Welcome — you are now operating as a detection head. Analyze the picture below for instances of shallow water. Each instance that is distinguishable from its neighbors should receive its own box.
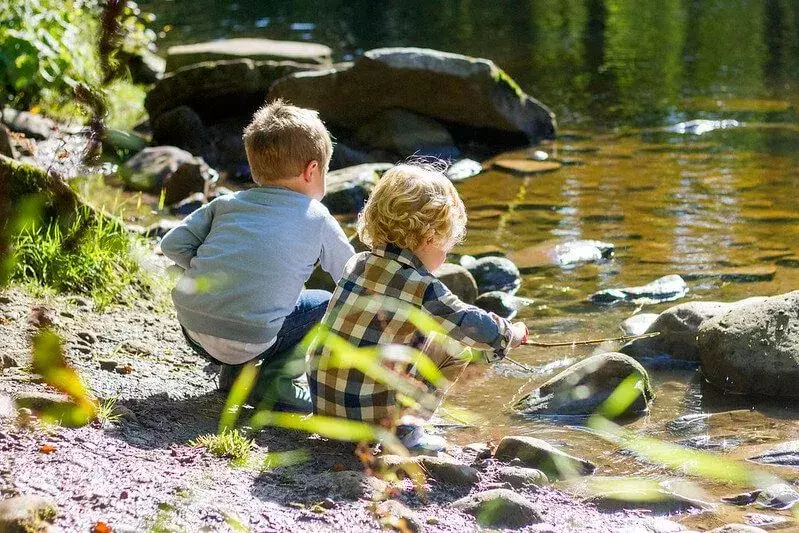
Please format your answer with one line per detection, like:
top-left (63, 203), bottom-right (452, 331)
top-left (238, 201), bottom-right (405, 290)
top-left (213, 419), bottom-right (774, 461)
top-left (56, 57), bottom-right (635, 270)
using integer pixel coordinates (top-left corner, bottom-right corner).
top-left (136, 0), bottom-right (799, 526)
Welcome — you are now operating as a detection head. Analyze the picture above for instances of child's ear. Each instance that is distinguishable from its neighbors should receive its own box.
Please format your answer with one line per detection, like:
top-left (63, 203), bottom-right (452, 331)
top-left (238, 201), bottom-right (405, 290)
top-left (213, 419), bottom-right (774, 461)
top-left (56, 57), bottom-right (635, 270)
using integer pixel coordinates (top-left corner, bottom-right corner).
top-left (303, 160), bottom-right (319, 181)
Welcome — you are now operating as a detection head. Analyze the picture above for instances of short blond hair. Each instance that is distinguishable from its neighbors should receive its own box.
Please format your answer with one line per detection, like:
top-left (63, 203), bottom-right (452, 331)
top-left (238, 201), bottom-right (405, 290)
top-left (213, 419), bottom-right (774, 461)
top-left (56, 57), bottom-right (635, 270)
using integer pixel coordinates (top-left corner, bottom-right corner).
top-left (243, 99), bottom-right (332, 185)
top-left (358, 162), bottom-right (467, 251)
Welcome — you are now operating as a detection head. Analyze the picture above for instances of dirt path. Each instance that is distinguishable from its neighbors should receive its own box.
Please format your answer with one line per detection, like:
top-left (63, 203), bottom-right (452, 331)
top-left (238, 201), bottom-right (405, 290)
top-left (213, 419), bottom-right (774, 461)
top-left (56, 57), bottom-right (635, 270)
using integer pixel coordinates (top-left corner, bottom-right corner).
top-left (0, 286), bottom-right (680, 532)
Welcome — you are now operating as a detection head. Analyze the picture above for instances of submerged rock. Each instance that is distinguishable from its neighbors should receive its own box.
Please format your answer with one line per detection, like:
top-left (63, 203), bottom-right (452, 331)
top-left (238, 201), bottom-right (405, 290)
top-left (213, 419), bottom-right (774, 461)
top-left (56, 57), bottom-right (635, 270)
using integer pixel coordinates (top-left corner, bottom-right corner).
top-left (619, 313), bottom-right (659, 336)
top-left (590, 275), bottom-right (688, 305)
top-left (698, 291), bottom-right (799, 397)
top-left (446, 158), bottom-right (482, 182)
top-left (493, 436), bottom-right (595, 479)
top-left (748, 440), bottom-right (799, 466)
top-left (708, 526), bottom-right (768, 533)
top-left (451, 488), bottom-right (542, 528)
top-left (465, 256), bottom-right (521, 294)
top-left (681, 265), bottom-right (776, 282)
top-left (508, 239), bottom-right (614, 273)
top-left (433, 264), bottom-right (478, 304)
top-left (165, 38), bottom-right (332, 72)
top-left (269, 47), bottom-right (556, 147)
top-left (321, 163), bottom-right (392, 214)
top-left (620, 298), bottom-right (767, 361)
top-left (514, 352), bottom-right (654, 418)
top-left (755, 483), bottom-right (799, 510)
top-left (474, 291), bottom-right (533, 319)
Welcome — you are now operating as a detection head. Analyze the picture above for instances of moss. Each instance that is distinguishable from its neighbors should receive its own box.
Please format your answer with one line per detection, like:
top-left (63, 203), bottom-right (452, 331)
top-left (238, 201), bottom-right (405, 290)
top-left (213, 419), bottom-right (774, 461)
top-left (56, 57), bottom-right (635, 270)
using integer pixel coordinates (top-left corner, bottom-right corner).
top-left (492, 67), bottom-right (525, 99)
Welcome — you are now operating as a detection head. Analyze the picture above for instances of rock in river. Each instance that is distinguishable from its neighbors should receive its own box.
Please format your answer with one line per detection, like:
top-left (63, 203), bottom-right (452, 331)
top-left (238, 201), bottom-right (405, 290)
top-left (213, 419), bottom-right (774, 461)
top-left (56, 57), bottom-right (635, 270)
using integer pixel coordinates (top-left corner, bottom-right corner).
top-left (558, 477), bottom-right (714, 513)
top-left (121, 146), bottom-right (218, 205)
top-left (269, 47), bottom-right (556, 147)
top-left (164, 38), bottom-right (332, 72)
top-left (619, 313), bottom-right (659, 336)
top-left (493, 436), bottom-right (596, 479)
top-left (451, 489), bottom-right (542, 528)
top-left (514, 352), bottom-right (654, 418)
top-left (590, 275), bottom-right (688, 305)
top-left (698, 291), bottom-right (799, 397)
top-left (464, 256), bottom-right (521, 294)
top-left (321, 163), bottom-right (392, 214)
top-left (474, 291), bottom-right (533, 319)
top-left (620, 298), bottom-right (766, 361)
top-left (446, 158), bottom-right (482, 182)
top-left (748, 440), bottom-right (799, 467)
top-left (433, 263), bottom-right (478, 304)
top-left (508, 239), bottom-right (614, 273)
top-left (355, 108), bottom-right (457, 158)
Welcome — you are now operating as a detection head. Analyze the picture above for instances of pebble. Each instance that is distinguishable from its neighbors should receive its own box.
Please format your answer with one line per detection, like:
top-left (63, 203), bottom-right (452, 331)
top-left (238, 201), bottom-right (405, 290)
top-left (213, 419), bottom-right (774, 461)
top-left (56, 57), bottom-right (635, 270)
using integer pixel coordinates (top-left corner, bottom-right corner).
top-left (452, 488), bottom-right (542, 528)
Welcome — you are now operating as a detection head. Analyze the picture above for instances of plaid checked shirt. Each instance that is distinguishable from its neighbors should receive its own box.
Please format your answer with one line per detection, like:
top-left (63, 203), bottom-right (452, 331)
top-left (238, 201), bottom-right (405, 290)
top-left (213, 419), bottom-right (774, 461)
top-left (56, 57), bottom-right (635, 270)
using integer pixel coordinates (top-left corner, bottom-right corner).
top-left (307, 243), bottom-right (516, 423)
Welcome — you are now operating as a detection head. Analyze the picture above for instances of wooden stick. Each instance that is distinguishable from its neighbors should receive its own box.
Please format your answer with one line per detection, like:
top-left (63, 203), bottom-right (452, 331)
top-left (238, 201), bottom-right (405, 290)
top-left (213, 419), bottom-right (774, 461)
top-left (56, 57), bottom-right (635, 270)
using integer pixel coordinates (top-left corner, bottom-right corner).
top-left (521, 331), bottom-right (660, 348)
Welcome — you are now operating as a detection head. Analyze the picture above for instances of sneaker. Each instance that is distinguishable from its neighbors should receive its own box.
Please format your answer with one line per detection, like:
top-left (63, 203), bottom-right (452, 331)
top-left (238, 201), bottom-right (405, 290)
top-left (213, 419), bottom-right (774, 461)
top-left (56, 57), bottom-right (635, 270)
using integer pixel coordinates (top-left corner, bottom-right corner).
top-left (255, 374), bottom-right (312, 413)
top-left (396, 424), bottom-right (447, 454)
top-left (217, 364), bottom-right (240, 392)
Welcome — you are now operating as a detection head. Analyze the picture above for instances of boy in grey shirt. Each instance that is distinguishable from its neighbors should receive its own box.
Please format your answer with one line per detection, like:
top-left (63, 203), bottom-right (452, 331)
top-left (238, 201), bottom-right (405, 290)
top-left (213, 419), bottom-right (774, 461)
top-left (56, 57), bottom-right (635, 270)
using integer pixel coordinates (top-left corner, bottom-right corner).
top-left (160, 99), bottom-right (354, 411)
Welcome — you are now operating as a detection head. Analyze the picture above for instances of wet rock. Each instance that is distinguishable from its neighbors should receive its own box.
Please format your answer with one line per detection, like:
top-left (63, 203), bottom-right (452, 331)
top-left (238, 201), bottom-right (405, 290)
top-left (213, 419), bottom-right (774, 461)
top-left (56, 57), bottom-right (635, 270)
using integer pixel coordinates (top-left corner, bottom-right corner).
top-left (754, 483), bottom-right (799, 510)
top-left (748, 440), bottom-right (799, 466)
top-left (665, 119), bottom-right (740, 135)
top-left (122, 147), bottom-right (217, 205)
top-left (619, 313), bottom-right (659, 336)
top-left (0, 124), bottom-right (16, 158)
top-left (708, 526), bottom-right (768, 533)
top-left (620, 298), bottom-right (766, 361)
top-left (1, 108), bottom-right (56, 139)
top-left (590, 275), bottom-right (688, 305)
top-left (151, 106), bottom-right (216, 165)
top-left (558, 477), bottom-right (714, 513)
top-left (169, 192), bottom-right (207, 216)
top-left (494, 436), bottom-right (595, 479)
top-left (269, 48), bottom-right (556, 147)
top-left (433, 263), bottom-right (478, 304)
top-left (742, 513), bottom-right (792, 530)
top-left (508, 239), bottom-right (614, 273)
top-left (451, 488), bottom-right (542, 528)
top-left (355, 108), bottom-right (456, 157)
top-left (474, 291), bottom-right (532, 319)
top-left (514, 352), bottom-right (653, 418)
top-left (0, 494), bottom-right (57, 531)
top-left (493, 159), bottom-right (562, 174)
top-left (446, 159), bottom-right (481, 182)
top-left (145, 59), bottom-right (317, 119)
top-left (681, 265), bottom-right (776, 282)
top-left (698, 291), bottom-right (799, 397)
top-left (321, 163), bottom-right (392, 214)
top-left (465, 256), bottom-right (521, 294)
top-left (376, 500), bottom-right (423, 533)
top-left (165, 38), bottom-right (332, 72)
top-left (776, 256), bottom-right (799, 268)
top-left (496, 466), bottom-right (549, 489)
top-left (417, 455), bottom-right (479, 486)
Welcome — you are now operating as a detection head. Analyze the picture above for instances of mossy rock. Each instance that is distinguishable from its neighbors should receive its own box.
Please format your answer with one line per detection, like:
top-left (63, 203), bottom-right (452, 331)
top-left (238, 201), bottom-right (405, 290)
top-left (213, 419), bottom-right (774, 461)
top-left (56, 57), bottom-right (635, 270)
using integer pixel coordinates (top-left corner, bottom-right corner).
top-left (0, 494), bottom-right (58, 532)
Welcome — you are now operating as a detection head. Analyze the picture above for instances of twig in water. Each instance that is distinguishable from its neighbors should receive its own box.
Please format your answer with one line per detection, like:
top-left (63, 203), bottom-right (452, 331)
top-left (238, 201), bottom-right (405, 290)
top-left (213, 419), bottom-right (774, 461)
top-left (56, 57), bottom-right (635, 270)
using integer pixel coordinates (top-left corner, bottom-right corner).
top-left (504, 357), bottom-right (536, 373)
top-left (521, 331), bottom-right (660, 348)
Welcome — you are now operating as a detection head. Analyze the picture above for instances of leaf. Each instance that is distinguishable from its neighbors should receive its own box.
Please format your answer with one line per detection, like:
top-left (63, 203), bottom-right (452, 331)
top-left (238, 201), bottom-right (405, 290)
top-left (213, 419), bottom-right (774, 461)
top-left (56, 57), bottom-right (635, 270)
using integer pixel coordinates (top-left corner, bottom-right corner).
top-left (91, 522), bottom-right (112, 533)
top-left (39, 444), bottom-right (56, 454)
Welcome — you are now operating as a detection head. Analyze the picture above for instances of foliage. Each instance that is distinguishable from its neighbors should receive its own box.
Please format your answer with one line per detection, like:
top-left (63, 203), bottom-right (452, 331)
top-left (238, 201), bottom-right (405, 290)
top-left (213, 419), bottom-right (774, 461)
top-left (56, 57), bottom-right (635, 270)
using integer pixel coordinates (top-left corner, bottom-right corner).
top-left (95, 396), bottom-right (122, 425)
top-left (192, 428), bottom-right (254, 462)
top-left (9, 206), bottom-right (150, 309)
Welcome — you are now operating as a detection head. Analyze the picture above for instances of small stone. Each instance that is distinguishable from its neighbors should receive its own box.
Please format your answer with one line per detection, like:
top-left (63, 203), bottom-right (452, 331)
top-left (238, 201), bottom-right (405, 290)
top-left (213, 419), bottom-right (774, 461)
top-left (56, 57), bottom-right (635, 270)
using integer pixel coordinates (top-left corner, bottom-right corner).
top-left (417, 455), bottom-right (479, 486)
top-left (496, 466), bottom-right (549, 489)
top-left (452, 488), bottom-right (542, 528)
top-left (376, 500), bottom-right (423, 533)
top-left (474, 291), bottom-right (532, 319)
top-left (116, 364), bottom-right (134, 375)
top-left (755, 483), bottom-right (799, 510)
top-left (0, 494), bottom-right (58, 531)
top-left (494, 159), bottom-right (561, 174)
top-left (465, 256), bottom-right (521, 294)
top-left (98, 360), bottom-right (118, 372)
top-left (0, 354), bottom-right (18, 369)
top-left (77, 331), bottom-right (97, 344)
top-left (320, 497), bottom-right (336, 509)
top-left (463, 442), bottom-right (492, 462)
top-left (73, 345), bottom-right (92, 355)
top-left (494, 436), bottom-right (595, 480)
top-left (446, 159), bottom-right (482, 182)
top-left (27, 306), bottom-right (57, 329)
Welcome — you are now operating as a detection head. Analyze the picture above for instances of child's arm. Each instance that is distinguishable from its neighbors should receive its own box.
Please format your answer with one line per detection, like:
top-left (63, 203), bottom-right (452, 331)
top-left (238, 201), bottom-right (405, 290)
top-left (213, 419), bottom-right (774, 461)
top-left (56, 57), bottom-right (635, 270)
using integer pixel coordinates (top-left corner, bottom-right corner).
top-left (421, 278), bottom-right (525, 362)
top-left (318, 215), bottom-right (356, 281)
top-left (159, 203), bottom-right (215, 269)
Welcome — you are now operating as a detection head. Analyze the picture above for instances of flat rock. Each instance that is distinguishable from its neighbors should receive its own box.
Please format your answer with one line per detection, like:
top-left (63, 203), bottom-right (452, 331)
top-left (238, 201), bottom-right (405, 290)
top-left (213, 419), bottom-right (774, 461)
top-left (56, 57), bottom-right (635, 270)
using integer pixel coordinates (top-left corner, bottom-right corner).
top-left (451, 488), bottom-right (542, 528)
top-left (417, 455), bottom-right (479, 486)
top-left (681, 265), bottom-right (776, 282)
top-left (748, 440), bottom-right (799, 466)
top-left (310, 470), bottom-right (388, 500)
top-left (464, 256), bottom-right (521, 294)
top-left (590, 275), bottom-right (688, 305)
top-left (698, 291), bottom-right (799, 397)
top-left (620, 298), bottom-right (767, 361)
top-left (269, 47), bottom-right (556, 146)
top-left (165, 38), bottom-right (332, 71)
top-left (433, 263), bottom-right (478, 304)
top-left (493, 159), bottom-right (562, 174)
top-left (496, 466), bottom-right (549, 489)
top-left (376, 500), bottom-right (423, 533)
top-left (493, 436), bottom-right (595, 479)
top-left (508, 239), bottom-right (614, 273)
top-left (321, 163), bottom-right (392, 214)
top-left (514, 352), bottom-right (654, 419)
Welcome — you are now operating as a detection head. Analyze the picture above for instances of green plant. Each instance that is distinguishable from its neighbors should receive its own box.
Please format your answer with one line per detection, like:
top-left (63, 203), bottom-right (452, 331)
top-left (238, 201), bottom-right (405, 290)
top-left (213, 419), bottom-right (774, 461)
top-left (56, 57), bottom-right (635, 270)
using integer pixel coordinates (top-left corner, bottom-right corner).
top-left (95, 396), bottom-right (121, 425)
top-left (9, 206), bottom-right (150, 308)
top-left (191, 428), bottom-right (254, 462)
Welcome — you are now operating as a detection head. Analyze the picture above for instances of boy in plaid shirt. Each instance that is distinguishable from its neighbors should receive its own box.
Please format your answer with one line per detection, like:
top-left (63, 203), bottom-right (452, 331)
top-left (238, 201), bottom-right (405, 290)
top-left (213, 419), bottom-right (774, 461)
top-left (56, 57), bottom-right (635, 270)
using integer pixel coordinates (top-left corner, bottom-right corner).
top-left (307, 162), bottom-right (528, 451)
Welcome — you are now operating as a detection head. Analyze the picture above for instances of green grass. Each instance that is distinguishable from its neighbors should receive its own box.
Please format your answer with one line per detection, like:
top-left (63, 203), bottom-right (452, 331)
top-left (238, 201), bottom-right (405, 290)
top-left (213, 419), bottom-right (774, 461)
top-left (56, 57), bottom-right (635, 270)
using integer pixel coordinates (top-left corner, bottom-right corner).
top-left (95, 397), bottom-right (122, 425)
top-left (191, 428), bottom-right (254, 462)
top-left (9, 206), bottom-right (151, 309)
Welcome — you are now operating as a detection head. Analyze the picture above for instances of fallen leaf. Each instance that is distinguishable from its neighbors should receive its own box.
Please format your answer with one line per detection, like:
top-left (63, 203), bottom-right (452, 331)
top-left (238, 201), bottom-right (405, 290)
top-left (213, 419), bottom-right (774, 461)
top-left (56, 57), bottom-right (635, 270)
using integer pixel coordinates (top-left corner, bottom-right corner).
top-left (332, 463), bottom-right (346, 472)
top-left (40, 444), bottom-right (56, 454)
top-left (92, 522), bottom-right (112, 533)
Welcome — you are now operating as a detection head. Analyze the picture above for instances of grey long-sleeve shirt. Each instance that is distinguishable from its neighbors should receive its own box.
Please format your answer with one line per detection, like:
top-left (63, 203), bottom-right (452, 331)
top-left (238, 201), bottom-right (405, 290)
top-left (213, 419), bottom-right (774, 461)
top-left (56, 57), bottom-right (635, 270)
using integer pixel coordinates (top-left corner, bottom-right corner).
top-left (160, 186), bottom-right (355, 344)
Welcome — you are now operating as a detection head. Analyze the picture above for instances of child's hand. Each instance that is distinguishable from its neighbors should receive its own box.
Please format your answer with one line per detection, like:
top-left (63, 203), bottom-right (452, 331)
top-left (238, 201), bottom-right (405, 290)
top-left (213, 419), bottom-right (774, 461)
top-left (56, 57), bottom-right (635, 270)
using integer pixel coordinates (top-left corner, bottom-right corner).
top-left (510, 322), bottom-right (528, 348)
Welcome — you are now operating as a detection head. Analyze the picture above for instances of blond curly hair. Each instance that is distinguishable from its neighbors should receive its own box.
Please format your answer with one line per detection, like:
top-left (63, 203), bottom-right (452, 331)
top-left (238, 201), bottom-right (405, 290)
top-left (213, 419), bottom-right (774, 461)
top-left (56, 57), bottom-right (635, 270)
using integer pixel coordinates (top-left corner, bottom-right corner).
top-left (358, 162), bottom-right (467, 251)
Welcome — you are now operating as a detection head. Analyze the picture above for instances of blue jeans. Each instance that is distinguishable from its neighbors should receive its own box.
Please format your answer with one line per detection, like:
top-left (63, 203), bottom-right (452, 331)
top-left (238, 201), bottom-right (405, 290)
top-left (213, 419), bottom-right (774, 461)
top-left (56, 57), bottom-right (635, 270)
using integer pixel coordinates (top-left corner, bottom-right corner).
top-left (183, 289), bottom-right (332, 376)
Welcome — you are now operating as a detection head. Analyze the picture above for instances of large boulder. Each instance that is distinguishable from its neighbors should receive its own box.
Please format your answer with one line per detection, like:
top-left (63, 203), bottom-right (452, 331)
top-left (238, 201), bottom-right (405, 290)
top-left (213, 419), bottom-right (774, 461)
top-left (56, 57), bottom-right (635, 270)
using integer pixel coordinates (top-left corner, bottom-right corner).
top-left (464, 256), bottom-right (521, 294)
top-left (493, 436), bottom-right (596, 479)
top-left (121, 146), bottom-right (217, 205)
top-left (590, 275), bottom-right (688, 305)
top-left (433, 263), bottom-right (478, 304)
top-left (321, 163), bottom-right (392, 214)
top-left (514, 352), bottom-right (654, 418)
top-left (355, 108), bottom-right (457, 158)
top-left (451, 489), bottom-right (542, 528)
top-left (268, 48), bottom-right (556, 148)
top-left (151, 105), bottom-right (217, 166)
top-left (165, 38), bottom-right (332, 72)
top-left (621, 298), bottom-right (767, 361)
top-left (698, 291), bottom-right (799, 397)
